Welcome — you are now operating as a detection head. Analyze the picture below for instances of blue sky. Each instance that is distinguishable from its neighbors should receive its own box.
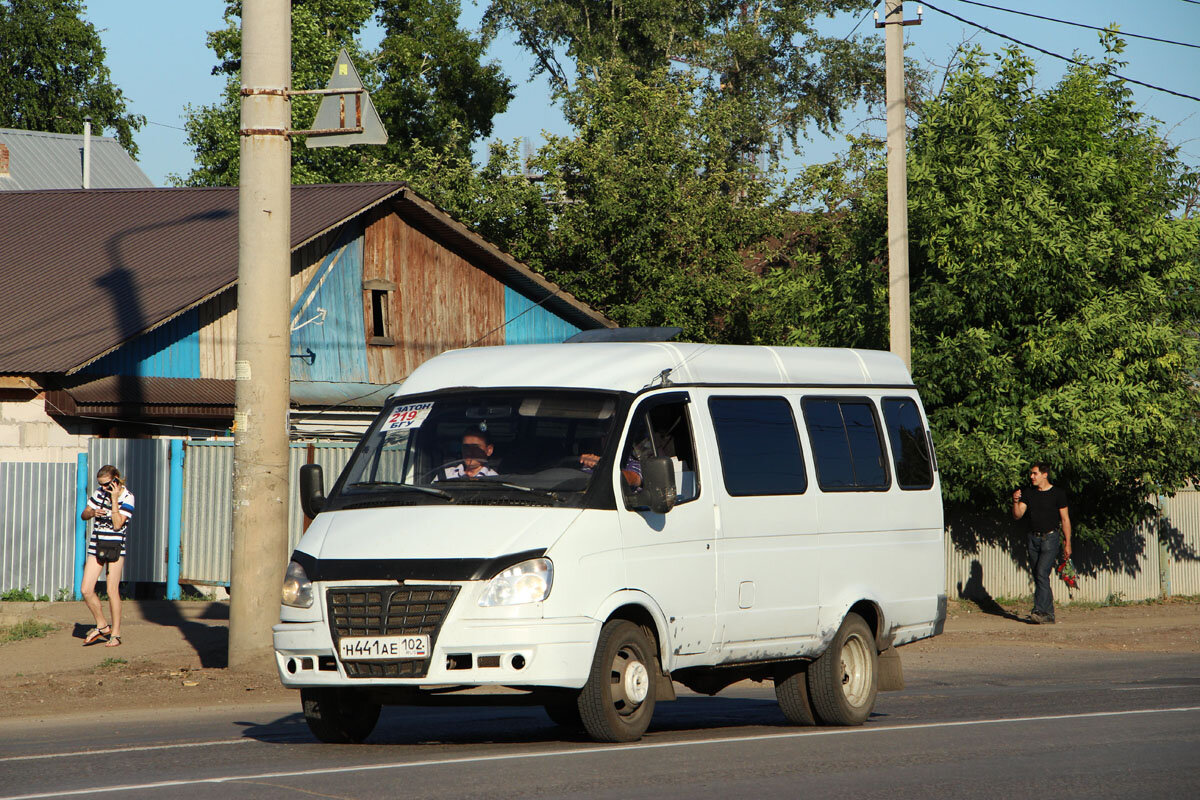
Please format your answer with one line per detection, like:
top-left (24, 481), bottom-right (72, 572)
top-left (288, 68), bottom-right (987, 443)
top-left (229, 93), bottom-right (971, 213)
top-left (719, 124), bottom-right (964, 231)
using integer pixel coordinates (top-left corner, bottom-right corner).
top-left (85, 0), bottom-right (1200, 187)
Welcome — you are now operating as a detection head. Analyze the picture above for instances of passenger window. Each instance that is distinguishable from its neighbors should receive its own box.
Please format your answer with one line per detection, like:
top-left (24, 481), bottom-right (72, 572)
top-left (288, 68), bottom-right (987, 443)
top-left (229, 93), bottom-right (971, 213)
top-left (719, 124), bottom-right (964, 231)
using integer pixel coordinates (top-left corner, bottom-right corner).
top-left (882, 398), bottom-right (934, 490)
top-left (802, 398), bottom-right (890, 491)
top-left (622, 398), bottom-right (700, 509)
top-left (709, 396), bottom-right (806, 496)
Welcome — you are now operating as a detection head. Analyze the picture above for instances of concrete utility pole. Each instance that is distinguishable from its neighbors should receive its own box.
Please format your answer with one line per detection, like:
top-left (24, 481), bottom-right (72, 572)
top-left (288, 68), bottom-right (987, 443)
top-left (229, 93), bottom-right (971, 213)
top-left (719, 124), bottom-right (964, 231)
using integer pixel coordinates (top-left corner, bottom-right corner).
top-left (878, 1), bottom-right (920, 370)
top-left (228, 0), bottom-right (292, 669)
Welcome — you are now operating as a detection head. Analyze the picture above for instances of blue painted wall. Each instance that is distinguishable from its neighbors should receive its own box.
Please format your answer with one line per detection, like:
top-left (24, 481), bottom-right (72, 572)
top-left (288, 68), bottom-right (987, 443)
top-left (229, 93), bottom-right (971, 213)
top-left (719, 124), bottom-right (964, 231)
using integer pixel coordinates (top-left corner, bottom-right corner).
top-left (290, 233), bottom-right (369, 383)
top-left (504, 286), bottom-right (581, 344)
top-left (79, 227), bottom-right (587, 384)
top-left (80, 309), bottom-right (200, 378)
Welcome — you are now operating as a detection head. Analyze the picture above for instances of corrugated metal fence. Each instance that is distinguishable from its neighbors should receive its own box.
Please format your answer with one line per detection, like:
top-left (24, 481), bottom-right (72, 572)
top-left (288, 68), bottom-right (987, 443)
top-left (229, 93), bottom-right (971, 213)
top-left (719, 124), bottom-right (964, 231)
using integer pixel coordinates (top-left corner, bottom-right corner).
top-left (7, 442), bottom-right (1200, 603)
top-left (1160, 490), bottom-right (1200, 599)
top-left (88, 439), bottom-right (172, 583)
top-left (0, 462), bottom-right (77, 598)
top-left (946, 490), bottom-right (1200, 604)
top-left (180, 441), bottom-right (355, 586)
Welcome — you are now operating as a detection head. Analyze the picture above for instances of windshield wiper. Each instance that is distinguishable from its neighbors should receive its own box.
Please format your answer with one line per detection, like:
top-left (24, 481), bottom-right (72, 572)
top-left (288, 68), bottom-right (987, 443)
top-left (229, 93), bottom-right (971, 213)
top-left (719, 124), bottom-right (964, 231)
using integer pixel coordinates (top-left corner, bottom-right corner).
top-left (436, 479), bottom-right (562, 502)
top-left (348, 481), bottom-right (453, 500)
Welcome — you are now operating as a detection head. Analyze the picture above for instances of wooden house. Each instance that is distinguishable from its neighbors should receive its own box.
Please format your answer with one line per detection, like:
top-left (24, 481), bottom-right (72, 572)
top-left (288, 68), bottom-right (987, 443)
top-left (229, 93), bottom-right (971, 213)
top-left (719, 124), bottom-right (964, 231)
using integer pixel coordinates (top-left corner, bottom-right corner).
top-left (0, 182), bottom-right (612, 460)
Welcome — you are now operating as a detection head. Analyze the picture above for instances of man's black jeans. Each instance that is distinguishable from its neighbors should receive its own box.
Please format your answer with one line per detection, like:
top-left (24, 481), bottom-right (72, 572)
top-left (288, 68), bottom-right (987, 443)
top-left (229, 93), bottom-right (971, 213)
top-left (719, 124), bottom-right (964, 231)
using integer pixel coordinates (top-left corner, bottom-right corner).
top-left (1028, 530), bottom-right (1060, 618)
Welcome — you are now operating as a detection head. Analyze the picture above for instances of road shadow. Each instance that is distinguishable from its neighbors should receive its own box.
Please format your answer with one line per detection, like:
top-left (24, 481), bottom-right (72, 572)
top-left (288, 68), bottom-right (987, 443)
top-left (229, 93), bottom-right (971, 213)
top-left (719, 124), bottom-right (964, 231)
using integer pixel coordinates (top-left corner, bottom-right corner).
top-left (956, 559), bottom-right (1029, 623)
top-left (235, 695), bottom-right (887, 746)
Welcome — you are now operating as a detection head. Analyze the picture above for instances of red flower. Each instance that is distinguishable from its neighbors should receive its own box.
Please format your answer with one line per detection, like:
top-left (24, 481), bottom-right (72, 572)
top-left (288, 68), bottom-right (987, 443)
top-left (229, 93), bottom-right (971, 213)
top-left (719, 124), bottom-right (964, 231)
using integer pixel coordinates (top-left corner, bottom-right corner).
top-left (1057, 558), bottom-right (1078, 588)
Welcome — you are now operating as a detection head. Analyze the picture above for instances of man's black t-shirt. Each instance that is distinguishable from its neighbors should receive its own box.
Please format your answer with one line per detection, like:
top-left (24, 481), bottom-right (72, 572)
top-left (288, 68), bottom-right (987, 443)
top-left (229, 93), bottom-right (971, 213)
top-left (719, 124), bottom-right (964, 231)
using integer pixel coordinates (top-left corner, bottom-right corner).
top-left (1022, 485), bottom-right (1068, 533)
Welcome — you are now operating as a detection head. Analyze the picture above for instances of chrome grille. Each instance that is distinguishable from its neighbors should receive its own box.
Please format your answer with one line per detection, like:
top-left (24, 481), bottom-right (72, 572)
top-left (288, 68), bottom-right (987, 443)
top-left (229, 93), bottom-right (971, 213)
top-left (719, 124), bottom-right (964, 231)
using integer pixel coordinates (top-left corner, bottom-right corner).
top-left (327, 585), bottom-right (459, 679)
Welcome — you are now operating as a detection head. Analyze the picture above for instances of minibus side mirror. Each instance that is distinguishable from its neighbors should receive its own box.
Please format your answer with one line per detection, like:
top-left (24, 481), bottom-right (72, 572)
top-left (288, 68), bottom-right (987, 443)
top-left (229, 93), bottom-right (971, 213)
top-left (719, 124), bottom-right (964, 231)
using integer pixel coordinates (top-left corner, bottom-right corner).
top-left (299, 464), bottom-right (326, 518)
top-left (641, 457), bottom-right (677, 515)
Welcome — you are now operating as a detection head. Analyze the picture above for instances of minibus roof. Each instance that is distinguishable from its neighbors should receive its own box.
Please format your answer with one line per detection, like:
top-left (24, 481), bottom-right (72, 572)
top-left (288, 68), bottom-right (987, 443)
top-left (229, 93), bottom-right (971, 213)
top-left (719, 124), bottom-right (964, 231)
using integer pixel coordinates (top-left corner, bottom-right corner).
top-left (394, 343), bottom-right (914, 397)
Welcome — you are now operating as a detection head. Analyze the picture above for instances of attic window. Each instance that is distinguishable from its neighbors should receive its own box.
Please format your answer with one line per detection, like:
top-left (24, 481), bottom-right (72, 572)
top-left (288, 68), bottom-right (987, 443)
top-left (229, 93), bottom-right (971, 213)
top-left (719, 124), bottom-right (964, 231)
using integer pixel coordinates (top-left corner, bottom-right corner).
top-left (364, 279), bottom-right (396, 346)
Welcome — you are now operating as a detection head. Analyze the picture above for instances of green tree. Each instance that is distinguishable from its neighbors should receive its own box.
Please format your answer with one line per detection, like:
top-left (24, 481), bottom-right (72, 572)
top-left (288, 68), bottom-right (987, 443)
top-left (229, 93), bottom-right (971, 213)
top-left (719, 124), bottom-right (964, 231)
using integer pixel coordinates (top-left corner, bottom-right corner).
top-left (483, 0), bottom-right (885, 160)
top-left (503, 66), bottom-right (793, 339)
top-left (909, 44), bottom-right (1200, 543)
top-left (372, 0), bottom-right (514, 159)
top-left (180, 0), bottom-right (512, 186)
top-left (378, 66), bottom-right (792, 340)
top-left (756, 43), bottom-right (1200, 544)
top-left (0, 0), bottom-right (143, 153)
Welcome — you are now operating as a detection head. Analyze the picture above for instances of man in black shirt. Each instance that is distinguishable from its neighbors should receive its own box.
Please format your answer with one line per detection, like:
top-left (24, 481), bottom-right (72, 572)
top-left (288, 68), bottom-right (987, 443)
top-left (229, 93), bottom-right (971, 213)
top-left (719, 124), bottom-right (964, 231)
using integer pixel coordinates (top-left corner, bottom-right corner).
top-left (1012, 462), bottom-right (1072, 623)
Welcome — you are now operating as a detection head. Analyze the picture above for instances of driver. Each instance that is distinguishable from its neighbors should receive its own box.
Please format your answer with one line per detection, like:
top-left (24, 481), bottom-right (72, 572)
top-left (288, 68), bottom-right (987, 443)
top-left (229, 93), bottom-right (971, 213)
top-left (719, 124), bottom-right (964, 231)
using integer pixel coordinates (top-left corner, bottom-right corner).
top-left (438, 428), bottom-right (499, 480)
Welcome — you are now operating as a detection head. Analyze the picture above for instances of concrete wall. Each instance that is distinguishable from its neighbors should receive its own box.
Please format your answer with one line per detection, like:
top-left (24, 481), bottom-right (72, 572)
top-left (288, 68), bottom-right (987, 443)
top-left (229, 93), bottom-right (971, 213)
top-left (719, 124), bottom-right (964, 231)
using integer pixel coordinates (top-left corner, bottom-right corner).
top-left (0, 391), bottom-right (89, 464)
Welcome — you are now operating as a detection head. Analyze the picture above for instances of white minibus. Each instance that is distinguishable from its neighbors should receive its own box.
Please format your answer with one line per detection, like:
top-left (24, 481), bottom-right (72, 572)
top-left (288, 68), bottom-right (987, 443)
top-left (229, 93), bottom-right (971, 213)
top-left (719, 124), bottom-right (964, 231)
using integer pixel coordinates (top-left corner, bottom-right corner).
top-left (274, 341), bottom-right (946, 743)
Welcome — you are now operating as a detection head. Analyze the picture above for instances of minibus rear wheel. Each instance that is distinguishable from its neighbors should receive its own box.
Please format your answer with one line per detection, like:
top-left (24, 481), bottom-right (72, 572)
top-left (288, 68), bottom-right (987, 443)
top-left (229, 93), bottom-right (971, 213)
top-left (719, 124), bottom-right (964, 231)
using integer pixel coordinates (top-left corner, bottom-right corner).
top-left (806, 612), bottom-right (878, 726)
top-left (578, 620), bottom-right (658, 742)
top-left (773, 661), bottom-right (817, 725)
top-left (301, 687), bottom-right (381, 743)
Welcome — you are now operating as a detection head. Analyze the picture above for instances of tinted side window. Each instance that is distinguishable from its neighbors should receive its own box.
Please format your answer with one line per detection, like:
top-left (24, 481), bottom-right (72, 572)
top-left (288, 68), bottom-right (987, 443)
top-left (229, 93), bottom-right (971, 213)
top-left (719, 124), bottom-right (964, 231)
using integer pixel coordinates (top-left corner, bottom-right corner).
top-left (803, 399), bottom-right (855, 489)
top-left (802, 398), bottom-right (890, 491)
top-left (709, 396), bottom-right (807, 496)
top-left (882, 398), bottom-right (934, 490)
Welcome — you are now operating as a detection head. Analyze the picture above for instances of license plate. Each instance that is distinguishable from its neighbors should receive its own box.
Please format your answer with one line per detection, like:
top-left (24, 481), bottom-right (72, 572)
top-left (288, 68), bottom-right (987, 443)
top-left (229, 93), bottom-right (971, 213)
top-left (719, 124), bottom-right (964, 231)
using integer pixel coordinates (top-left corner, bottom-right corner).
top-left (338, 635), bottom-right (430, 660)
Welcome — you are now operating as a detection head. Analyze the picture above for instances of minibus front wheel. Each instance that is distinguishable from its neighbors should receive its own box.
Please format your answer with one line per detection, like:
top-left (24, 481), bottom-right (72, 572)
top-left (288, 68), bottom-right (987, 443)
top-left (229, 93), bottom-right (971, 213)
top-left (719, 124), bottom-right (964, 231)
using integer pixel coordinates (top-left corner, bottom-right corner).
top-left (578, 620), bottom-right (658, 742)
top-left (301, 687), bottom-right (381, 743)
top-left (806, 612), bottom-right (878, 726)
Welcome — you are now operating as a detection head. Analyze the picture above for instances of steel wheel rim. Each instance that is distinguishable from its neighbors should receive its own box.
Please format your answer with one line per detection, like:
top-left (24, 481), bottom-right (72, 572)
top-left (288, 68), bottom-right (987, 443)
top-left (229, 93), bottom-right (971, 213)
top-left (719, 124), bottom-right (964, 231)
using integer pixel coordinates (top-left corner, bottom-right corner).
top-left (610, 644), bottom-right (649, 715)
top-left (839, 632), bottom-right (872, 707)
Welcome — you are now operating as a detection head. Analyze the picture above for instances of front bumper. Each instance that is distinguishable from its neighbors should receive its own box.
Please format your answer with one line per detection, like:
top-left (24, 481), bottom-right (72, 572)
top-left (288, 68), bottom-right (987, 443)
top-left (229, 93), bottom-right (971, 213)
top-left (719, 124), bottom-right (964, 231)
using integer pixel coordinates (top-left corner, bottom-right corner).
top-left (273, 614), bottom-right (600, 690)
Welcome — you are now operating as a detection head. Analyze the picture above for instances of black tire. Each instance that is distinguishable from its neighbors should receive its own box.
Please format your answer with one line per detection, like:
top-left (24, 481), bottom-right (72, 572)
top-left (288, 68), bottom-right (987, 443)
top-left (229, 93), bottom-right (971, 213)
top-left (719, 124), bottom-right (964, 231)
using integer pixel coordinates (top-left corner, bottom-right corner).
top-left (773, 661), bottom-right (817, 726)
top-left (543, 691), bottom-right (584, 729)
top-left (301, 687), bottom-right (381, 743)
top-left (806, 612), bottom-right (878, 726)
top-left (578, 620), bottom-right (658, 742)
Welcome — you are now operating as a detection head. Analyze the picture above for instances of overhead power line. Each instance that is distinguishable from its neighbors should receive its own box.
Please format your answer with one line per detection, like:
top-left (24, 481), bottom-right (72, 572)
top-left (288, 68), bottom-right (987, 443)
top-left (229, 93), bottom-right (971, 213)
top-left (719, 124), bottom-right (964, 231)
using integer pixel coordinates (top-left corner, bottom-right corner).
top-left (843, 1), bottom-right (882, 40)
top-left (949, 0), bottom-right (1200, 50)
top-left (146, 119), bottom-right (187, 132)
top-left (921, 1), bottom-right (1200, 103)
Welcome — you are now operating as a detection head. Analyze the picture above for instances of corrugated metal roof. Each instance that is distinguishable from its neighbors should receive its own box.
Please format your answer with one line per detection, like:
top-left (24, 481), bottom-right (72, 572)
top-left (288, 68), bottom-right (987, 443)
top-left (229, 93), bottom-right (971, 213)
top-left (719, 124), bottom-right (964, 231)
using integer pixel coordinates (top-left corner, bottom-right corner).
top-left (0, 182), bottom-right (612, 376)
top-left (0, 183), bottom-right (402, 373)
top-left (0, 127), bottom-right (154, 190)
top-left (61, 375), bottom-right (235, 405)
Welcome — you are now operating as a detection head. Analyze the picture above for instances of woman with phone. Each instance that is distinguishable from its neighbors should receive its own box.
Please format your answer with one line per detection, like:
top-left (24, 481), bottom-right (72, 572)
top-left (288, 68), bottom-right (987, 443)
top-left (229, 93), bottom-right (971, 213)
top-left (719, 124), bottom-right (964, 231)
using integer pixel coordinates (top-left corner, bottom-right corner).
top-left (80, 464), bottom-right (135, 647)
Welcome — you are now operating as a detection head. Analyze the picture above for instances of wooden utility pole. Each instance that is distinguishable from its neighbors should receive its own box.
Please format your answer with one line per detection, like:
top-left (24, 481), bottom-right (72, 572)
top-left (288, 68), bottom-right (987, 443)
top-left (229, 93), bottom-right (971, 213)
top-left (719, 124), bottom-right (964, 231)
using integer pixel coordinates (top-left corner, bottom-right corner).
top-left (878, 1), bottom-right (920, 370)
top-left (228, 0), bottom-right (292, 669)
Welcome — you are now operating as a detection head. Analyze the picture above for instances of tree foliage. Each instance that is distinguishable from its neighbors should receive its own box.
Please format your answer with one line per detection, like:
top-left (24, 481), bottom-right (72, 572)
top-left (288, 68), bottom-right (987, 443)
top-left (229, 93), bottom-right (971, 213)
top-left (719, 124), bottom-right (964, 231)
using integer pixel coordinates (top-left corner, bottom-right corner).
top-left (483, 0), bottom-right (884, 160)
top-left (754, 43), bottom-right (1200, 544)
top-left (910, 44), bottom-right (1200, 542)
top-left (387, 65), bottom-right (793, 341)
top-left (0, 0), bottom-right (144, 153)
top-left (180, 0), bottom-right (512, 186)
top-left (531, 67), bottom-right (791, 339)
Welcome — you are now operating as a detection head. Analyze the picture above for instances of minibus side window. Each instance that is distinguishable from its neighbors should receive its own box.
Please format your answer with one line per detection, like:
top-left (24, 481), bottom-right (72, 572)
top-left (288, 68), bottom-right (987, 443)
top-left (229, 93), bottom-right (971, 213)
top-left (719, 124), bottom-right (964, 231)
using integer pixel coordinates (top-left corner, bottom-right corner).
top-left (881, 398), bottom-right (935, 490)
top-left (708, 396), bottom-right (807, 496)
top-left (622, 399), bottom-right (700, 509)
top-left (802, 397), bottom-right (890, 491)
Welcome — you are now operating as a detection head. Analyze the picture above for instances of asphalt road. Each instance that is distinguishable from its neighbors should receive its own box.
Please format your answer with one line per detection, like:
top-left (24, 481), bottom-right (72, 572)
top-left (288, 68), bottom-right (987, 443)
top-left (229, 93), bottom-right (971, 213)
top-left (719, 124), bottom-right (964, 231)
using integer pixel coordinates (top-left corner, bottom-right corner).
top-left (3, 650), bottom-right (1198, 800)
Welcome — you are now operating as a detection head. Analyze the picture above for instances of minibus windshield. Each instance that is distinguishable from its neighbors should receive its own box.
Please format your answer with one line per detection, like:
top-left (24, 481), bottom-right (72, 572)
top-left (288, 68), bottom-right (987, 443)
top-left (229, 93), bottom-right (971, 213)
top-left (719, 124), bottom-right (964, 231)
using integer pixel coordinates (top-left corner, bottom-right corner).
top-left (331, 390), bottom-right (622, 508)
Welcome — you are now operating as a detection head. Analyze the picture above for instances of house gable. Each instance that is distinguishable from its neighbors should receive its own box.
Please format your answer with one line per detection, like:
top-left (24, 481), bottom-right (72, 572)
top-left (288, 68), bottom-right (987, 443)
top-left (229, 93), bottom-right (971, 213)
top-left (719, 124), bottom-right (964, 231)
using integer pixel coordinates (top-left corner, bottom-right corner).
top-left (81, 203), bottom-right (596, 395)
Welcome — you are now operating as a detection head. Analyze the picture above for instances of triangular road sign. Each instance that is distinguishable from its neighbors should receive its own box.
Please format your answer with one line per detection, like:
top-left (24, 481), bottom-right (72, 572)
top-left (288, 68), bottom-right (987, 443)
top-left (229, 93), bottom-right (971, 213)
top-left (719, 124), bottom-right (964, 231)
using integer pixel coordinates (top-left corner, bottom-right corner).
top-left (305, 48), bottom-right (387, 148)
